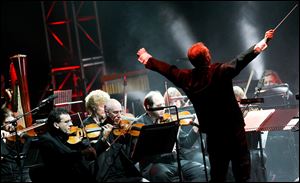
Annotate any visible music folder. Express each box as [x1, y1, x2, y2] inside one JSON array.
[[131, 121, 179, 162]]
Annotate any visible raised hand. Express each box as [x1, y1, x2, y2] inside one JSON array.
[[265, 29, 274, 42], [137, 48, 152, 65], [254, 29, 275, 53]]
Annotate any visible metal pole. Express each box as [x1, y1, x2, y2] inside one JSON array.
[[41, 2, 55, 91], [71, 1, 87, 98]]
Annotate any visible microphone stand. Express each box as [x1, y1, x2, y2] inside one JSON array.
[[250, 76, 267, 182], [6, 100, 51, 182], [197, 127, 209, 182], [172, 105, 184, 182]]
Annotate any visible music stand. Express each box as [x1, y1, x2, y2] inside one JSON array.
[[244, 107, 299, 181], [131, 121, 179, 162], [259, 107, 299, 131], [244, 109, 275, 132], [244, 109, 276, 181]]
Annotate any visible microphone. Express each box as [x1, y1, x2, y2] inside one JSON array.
[[170, 96, 187, 100], [41, 94, 58, 104], [147, 106, 166, 111], [240, 98, 264, 104]]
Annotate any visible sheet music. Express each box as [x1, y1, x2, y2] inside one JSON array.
[[244, 108, 299, 132], [244, 109, 275, 132]]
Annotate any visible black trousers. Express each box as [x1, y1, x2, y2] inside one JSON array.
[[141, 158, 207, 182], [207, 127, 251, 182]]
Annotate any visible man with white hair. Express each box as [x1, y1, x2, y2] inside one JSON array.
[[93, 98, 149, 182]]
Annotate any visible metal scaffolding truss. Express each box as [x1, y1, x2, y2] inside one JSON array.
[[41, 1, 106, 99]]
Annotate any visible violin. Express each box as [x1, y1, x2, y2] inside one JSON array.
[[112, 120, 145, 137], [67, 123, 103, 144], [162, 111, 195, 126], [4, 122, 45, 142]]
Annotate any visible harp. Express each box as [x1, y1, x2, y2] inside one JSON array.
[[9, 54, 34, 135]]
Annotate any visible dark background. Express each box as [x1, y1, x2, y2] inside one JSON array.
[[1, 1, 299, 115], [1, 2, 299, 181]]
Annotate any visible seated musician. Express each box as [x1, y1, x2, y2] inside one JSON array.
[[83, 89, 111, 127], [163, 87, 210, 168], [257, 70, 299, 181], [256, 69, 296, 108], [136, 90, 208, 182], [1, 107, 32, 182], [93, 98, 148, 182], [163, 87, 189, 108], [232, 85, 267, 182], [81, 89, 111, 176], [35, 108, 97, 182]]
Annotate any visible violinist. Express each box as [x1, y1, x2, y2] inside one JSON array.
[[136, 90, 207, 182], [93, 98, 148, 182], [163, 87, 191, 108], [1, 107, 32, 182], [83, 89, 110, 128], [80, 89, 111, 175], [163, 87, 210, 170], [35, 108, 97, 182]]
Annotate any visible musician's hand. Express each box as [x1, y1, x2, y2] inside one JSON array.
[[137, 48, 152, 65], [101, 124, 113, 141], [254, 29, 275, 53], [1, 130, 10, 143], [265, 29, 274, 41], [1, 130, 10, 139]]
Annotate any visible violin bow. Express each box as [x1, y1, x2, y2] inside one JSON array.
[[164, 81, 174, 122], [243, 70, 254, 98], [76, 112, 92, 146]]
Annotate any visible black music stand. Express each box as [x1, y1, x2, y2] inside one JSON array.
[[131, 121, 179, 162]]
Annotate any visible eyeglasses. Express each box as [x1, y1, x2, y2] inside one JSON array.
[[61, 120, 73, 126]]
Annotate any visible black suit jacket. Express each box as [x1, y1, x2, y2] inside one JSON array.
[[145, 45, 259, 134], [38, 132, 95, 182]]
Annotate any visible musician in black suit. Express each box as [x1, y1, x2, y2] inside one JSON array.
[[36, 108, 97, 182], [93, 98, 148, 182], [136, 29, 274, 182], [1, 107, 32, 182]]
